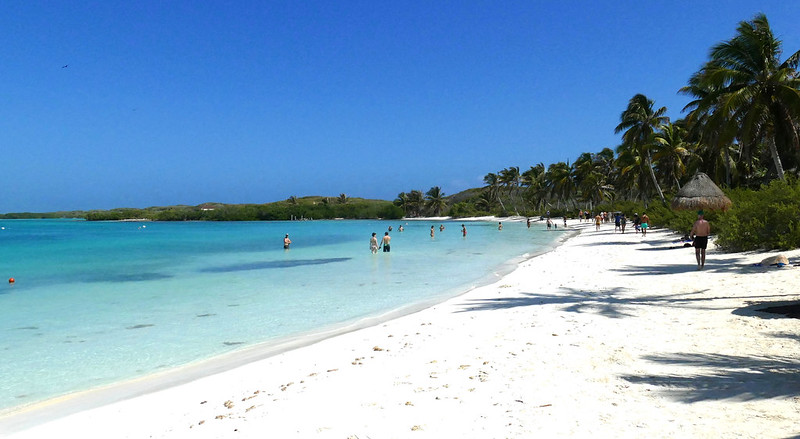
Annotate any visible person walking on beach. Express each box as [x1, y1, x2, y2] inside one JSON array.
[[594, 214, 602, 231], [641, 213, 650, 236], [690, 211, 710, 269], [381, 232, 391, 252], [620, 214, 627, 233], [370, 232, 379, 254], [283, 234, 291, 249]]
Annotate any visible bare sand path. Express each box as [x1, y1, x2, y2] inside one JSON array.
[[3, 221, 799, 438]]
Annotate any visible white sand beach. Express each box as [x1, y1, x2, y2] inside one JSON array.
[[3, 221, 799, 438]]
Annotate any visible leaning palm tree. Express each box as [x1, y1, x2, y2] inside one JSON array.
[[482, 172, 506, 212], [681, 13, 800, 181], [425, 186, 447, 217], [337, 193, 349, 204], [615, 94, 669, 204], [521, 163, 546, 211], [498, 166, 521, 214]]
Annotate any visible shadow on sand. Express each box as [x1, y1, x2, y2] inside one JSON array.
[[733, 299, 800, 320], [619, 349, 800, 403]]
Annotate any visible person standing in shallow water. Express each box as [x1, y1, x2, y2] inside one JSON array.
[[381, 232, 391, 252], [430, 225, 435, 238], [690, 211, 710, 269], [283, 234, 291, 249], [370, 232, 379, 254], [498, 222, 503, 231], [461, 224, 467, 237]]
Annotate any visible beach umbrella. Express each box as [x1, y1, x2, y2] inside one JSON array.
[[670, 172, 732, 212]]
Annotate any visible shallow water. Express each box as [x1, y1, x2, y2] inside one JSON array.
[[0, 219, 565, 412]]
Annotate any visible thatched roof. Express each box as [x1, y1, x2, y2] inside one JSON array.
[[671, 172, 732, 212]]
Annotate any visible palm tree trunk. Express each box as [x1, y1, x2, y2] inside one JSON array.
[[645, 151, 666, 204], [724, 145, 731, 187], [767, 135, 786, 181]]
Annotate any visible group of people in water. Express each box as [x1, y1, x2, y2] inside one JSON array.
[[283, 211, 711, 269]]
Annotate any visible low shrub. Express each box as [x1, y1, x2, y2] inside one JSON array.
[[715, 179, 800, 251]]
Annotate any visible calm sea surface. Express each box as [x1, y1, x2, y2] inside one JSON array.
[[0, 219, 565, 412]]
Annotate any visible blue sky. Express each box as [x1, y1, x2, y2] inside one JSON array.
[[2, 1, 799, 213]]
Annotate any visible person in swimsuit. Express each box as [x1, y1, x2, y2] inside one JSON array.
[[690, 211, 710, 269], [498, 222, 503, 231], [641, 213, 650, 236], [370, 232, 379, 254], [381, 232, 391, 252], [283, 234, 291, 249], [430, 225, 435, 238], [461, 224, 467, 237], [594, 214, 602, 231]]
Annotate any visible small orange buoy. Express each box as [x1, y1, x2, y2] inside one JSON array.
[[8, 278, 15, 284]]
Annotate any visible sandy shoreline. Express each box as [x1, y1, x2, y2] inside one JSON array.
[[3, 220, 799, 438]]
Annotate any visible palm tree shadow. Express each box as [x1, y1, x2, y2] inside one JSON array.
[[456, 287, 726, 318], [619, 351, 800, 402], [458, 283, 800, 318], [609, 256, 762, 275]]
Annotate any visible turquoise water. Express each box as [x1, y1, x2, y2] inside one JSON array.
[[0, 219, 564, 412]]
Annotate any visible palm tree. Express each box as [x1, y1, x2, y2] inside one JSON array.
[[407, 190, 425, 217], [338, 193, 349, 204], [653, 122, 693, 191], [572, 153, 611, 210], [615, 94, 669, 204], [681, 13, 800, 181], [287, 196, 298, 205], [498, 166, 521, 214], [475, 191, 500, 213], [394, 192, 410, 215], [521, 163, 546, 211], [425, 186, 447, 217], [543, 161, 575, 209], [482, 172, 506, 212]]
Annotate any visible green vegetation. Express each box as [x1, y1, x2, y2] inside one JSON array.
[[715, 179, 800, 251], [0, 197, 403, 221], [82, 197, 402, 221]]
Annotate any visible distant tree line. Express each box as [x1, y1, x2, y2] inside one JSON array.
[[80, 197, 403, 221]]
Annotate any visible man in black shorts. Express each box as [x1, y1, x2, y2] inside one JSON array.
[[690, 211, 710, 270]]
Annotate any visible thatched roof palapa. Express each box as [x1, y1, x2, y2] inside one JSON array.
[[670, 172, 732, 212]]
